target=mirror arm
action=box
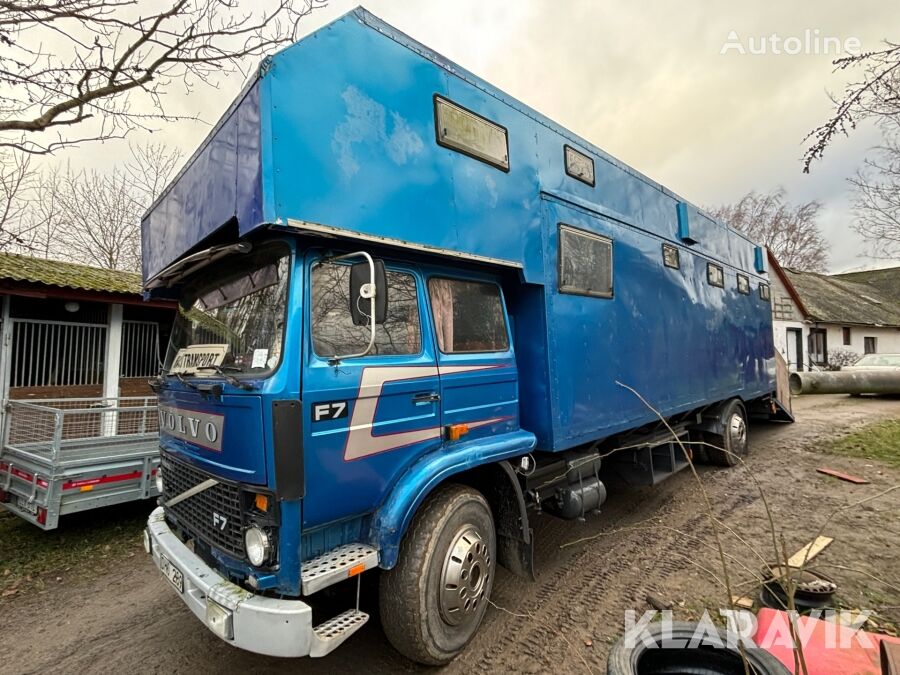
[321,251,377,365]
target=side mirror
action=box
[349,258,388,326]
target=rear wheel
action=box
[379,484,496,665]
[707,399,748,467]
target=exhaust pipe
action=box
[789,370,900,396]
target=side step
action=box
[310,609,369,658]
[301,543,379,595]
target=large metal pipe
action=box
[789,370,900,395]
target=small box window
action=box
[707,263,724,288]
[842,327,851,345]
[434,95,509,171]
[737,274,750,295]
[564,145,595,186]
[759,283,770,301]
[558,224,613,298]
[662,244,680,269]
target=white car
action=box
[843,353,900,371]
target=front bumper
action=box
[146,506,314,658]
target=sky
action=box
[61,0,900,273]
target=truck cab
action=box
[149,237,532,661]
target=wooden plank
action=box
[787,536,834,568]
[774,350,792,415]
[731,595,755,610]
[816,468,870,484]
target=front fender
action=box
[370,429,537,568]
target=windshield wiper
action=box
[166,371,201,391]
[194,365,256,391]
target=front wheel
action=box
[379,484,496,665]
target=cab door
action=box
[425,274,518,443]
[302,254,441,528]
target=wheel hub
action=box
[439,525,491,626]
[728,412,747,451]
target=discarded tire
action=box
[759,566,837,611]
[606,620,790,675]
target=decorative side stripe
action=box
[342,364,506,461]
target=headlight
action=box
[155,467,164,494]
[244,526,272,567]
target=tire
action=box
[706,399,748,467]
[606,620,790,675]
[379,484,496,665]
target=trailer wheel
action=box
[707,399,748,467]
[380,484,496,665]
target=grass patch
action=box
[0,501,153,602]
[824,419,900,468]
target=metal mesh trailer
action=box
[0,397,160,529]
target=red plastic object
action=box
[754,608,900,674]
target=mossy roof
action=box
[784,267,900,327]
[0,252,142,295]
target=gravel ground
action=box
[0,393,898,674]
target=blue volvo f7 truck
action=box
[141,7,788,665]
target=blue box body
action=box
[143,7,775,455]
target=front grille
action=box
[161,453,245,560]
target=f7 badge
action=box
[312,400,349,423]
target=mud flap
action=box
[483,461,535,581]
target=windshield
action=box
[853,354,900,367]
[164,243,290,377]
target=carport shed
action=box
[0,253,174,420]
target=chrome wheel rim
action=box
[439,525,491,626]
[728,412,747,453]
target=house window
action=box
[737,274,750,295]
[842,327,851,346]
[809,328,827,366]
[707,263,724,288]
[759,283,770,301]
[864,336,877,354]
[428,278,509,353]
[662,244,680,270]
[311,263,422,357]
[558,224,613,298]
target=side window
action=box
[707,262,724,288]
[558,224,613,298]
[428,278,509,353]
[311,262,421,357]
[736,273,750,295]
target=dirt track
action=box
[2,394,898,674]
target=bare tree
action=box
[0,148,33,248]
[848,124,900,259]
[803,41,900,172]
[12,162,65,257]
[708,189,830,272]
[55,166,143,270]
[0,0,326,155]
[7,140,182,269]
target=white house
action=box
[768,252,900,371]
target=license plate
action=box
[160,555,184,594]
[16,497,38,515]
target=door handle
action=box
[412,392,441,404]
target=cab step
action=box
[310,609,369,658]
[301,543,379,595]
